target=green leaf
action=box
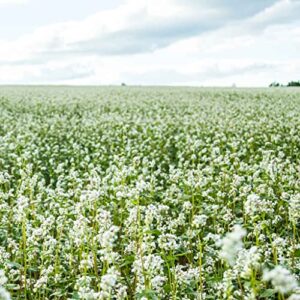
[121,255,135,267]
[144,229,161,236]
[7,261,22,269]
[6,284,20,290]
[71,291,80,299]
[260,289,276,298]
[294,248,300,257]
[137,289,158,300]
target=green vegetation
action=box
[0,86,299,299]
[269,80,300,87]
[287,81,300,87]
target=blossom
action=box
[288,294,300,300]
[0,270,10,300]
[192,214,208,228]
[244,194,273,218]
[219,225,246,266]
[0,287,10,300]
[100,267,119,292]
[289,194,300,223]
[263,266,299,294]
[235,246,261,278]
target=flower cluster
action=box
[0,270,10,300]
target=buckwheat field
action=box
[0,86,299,300]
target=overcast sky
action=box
[0,0,299,86]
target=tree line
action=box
[269,80,300,87]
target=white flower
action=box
[33,265,53,291]
[99,226,119,249]
[244,194,273,218]
[14,196,29,222]
[263,266,299,294]
[157,233,179,251]
[100,267,119,292]
[235,246,261,278]
[219,224,246,266]
[192,214,208,228]
[182,201,192,211]
[0,287,10,300]
[0,270,10,300]
[132,254,165,293]
[150,275,166,290]
[288,294,300,300]
[0,271,7,286]
[289,194,300,223]
[116,191,124,199]
[174,265,200,286]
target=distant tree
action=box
[287,80,300,87]
[269,82,280,87]
[121,83,126,86]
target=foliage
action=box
[0,86,299,299]
[287,81,300,87]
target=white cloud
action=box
[0,0,28,5]
[0,0,299,86]
[0,0,278,63]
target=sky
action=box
[0,0,299,86]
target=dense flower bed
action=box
[0,86,299,299]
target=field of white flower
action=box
[0,86,299,299]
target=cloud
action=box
[0,0,28,5]
[121,61,275,85]
[0,61,95,84]
[37,64,94,82]
[241,0,300,32]
[0,0,299,86]
[0,0,280,64]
